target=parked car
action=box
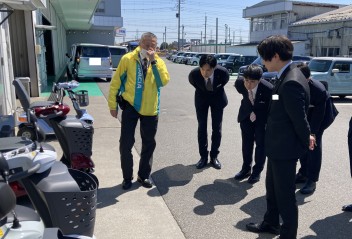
[181,52,197,64]
[174,52,189,63]
[170,51,185,62]
[214,53,236,65]
[309,57,352,98]
[220,55,257,74]
[67,43,113,81]
[237,55,313,85]
[108,45,128,70]
[187,53,211,66]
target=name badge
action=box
[272,94,279,100]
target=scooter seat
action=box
[0,136,34,153]
[29,101,55,109]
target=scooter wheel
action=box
[17,127,37,141]
[87,172,99,188]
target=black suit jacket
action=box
[307,79,328,134]
[265,63,311,159]
[235,78,273,125]
[189,65,229,109]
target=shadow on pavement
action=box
[193,178,252,216]
[96,183,141,209]
[301,212,352,239]
[150,164,204,196]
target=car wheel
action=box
[106,77,111,82]
[227,68,233,74]
[193,61,198,66]
[17,127,36,141]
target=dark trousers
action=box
[264,158,298,239]
[195,103,224,159]
[298,130,324,182]
[120,104,158,180]
[240,119,266,175]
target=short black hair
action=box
[199,54,217,68]
[243,64,263,80]
[257,35,293,62]
[296,62,311,79]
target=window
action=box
[320,47,340,57]
[280,13,287,29]
[96,1,105,13]
[333,62,351,73]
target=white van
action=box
[108,45,128,70]
[309,57,352,98]
[67,43,113,81]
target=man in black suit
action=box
[234,64,273,184]
[342,116,352,212]
[246,35,316,239]
[189,54,229,170]
[295,63,332,194]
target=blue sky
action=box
[117,0,351,45]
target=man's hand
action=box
[110,109,118,118]
[147,49,156,61]
[309,134,316,150]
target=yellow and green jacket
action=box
[108,46,170,116]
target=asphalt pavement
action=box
[45,59,352,239]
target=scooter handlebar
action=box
[7,163,41,183]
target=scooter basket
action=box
[75,90,89,107]
[42,169,97,237]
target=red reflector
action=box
[71,153,95,169]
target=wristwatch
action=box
[151,60,157,65]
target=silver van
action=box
[309,57,352,98]
[67,43,113,81]
[108,45,128,70]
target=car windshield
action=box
[81,46,110,57]
[308,60,332,72]
[109,48,127,55]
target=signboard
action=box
[115,27,126,37]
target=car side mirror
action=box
[331,68,339,76]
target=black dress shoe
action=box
[196,157,208,169]
[248,174,260,184]
[234,170,251,181]
[210,158,221,169]
[137,176,153,188]
[122,179,132,190]
[246,221,280,235]
[295,172,307,184]
[299,179,316,194]
[342,204,352,212]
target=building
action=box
[243,0,343,43]
[290,4,352,57]
[0,0,122,117]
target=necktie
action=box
[248,90,256,122]
[206,78,213,91]
[142,58,148,78]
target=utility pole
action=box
[216,18,218,53]
[204,15,207,44]
[165,26,167,44]
[224,24,228,44]
[177,0,181,51]
[182,25,185,48]
[228,27,231,44]
[200,31,202,52]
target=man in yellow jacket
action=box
[108,32,170,190]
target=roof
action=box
[312,57,352,61]
[246,0,342,10]
[292,4,352,25]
